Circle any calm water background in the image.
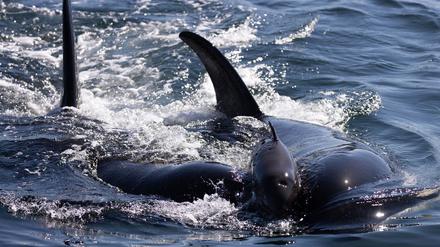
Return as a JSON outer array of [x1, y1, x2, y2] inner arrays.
[[1, 0, 440, 246]]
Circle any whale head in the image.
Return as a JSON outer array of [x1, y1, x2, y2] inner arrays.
[[251, 122, 300, 216]]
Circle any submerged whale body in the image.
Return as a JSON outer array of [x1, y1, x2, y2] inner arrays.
[[58, 0, 437, 228]]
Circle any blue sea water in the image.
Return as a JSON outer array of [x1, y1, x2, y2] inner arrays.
[[0, 0, 440, 246]]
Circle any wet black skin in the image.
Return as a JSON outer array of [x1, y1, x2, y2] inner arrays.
[[97, 160, 246, 203], [250, 123, 300, 216], [264, 117, 393, 212], [96, 122, 395, 220]]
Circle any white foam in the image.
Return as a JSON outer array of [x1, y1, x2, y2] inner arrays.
[[259, 93, 347, 129], [208, 16, 260, 47], [402, 170, 418, 186], [275, 17, 319, 45], [1, 2, 58, 16], [0, 194, 105, 222], [12, 36, 42, 47], [0, 77, 56, 116], [185, 0, 216, 11], [134, 0, 151, 13], [0, 36, 61, 66], [151, 194, 240, 227]]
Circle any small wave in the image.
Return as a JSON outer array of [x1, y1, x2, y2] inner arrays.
[[390, 13, 440, 31], [0, 2, 59, 16], [0, 194, 106, 223], [0, 192, 299, 234], [0, 77, 56, 116], [207, 16, 260, 47], [151, 194, 239, 227], [0, 36, 60, 66], [275, 17, 319, 45], [135, 0, 151, 12], [321, 6, 369, 17]]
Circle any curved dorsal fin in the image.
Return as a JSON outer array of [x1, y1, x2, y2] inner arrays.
[[61, 0, 79, 107], [268, 121, 278, 142], [179, 31, 263, 119]]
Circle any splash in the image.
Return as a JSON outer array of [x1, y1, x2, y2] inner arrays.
[[275, 17, 319, 45], [152, 194, 239, 227], [0, 77, 56, 116], [208, 16, 260, 48], [0, 194, 106, 223], [0, 36, 60, 66]]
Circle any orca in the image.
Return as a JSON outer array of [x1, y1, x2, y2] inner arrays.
[[178, 31, 439, 223], [178, 32, 393, 204]]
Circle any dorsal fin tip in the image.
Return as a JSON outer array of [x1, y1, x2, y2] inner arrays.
[[268, 121, 278, 142]]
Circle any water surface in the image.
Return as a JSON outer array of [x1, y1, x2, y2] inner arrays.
[[1, 0, 440, 246]]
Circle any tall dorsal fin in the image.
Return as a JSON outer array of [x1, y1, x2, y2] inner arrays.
[[268, 121, 278, 142], [179, 31, 263, 119], [61, 0, 79, 107]]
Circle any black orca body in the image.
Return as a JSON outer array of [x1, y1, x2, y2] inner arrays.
[[178, 31, 392, 196]]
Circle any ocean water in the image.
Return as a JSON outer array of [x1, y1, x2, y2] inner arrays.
[[0, 0, 440, 246]]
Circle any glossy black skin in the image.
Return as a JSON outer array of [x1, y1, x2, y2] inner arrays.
[[250, 128, 300, 216], [97, 160, 247, 203], [263, 117, 394, 214], [97, 131, 302, 215], [62, 0, 78, 107]]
